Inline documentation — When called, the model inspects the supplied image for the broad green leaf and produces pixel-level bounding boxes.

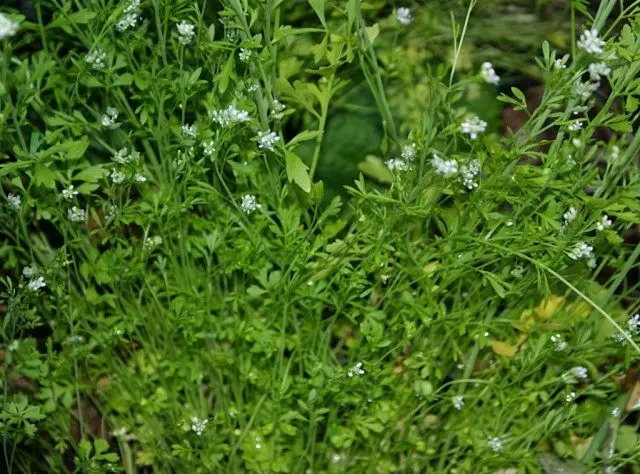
[0,161,32,177]
[74,165,105,183]
[285,151,311,192]
[112,73,133,87]
[34,164,56,189]
[357,155,392,184]
[308,0,326,27]
[287,130,320,147]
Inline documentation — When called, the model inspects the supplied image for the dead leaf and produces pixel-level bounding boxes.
[625,382,640,412]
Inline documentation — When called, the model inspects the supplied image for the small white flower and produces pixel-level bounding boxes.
[565,391,576,403]
[211,104,249,127]
[134,174,147,183]
[144,236,163,248]
[332,454,342,463]
[460,116,487,140]
[112,426,128,438]
[588,62,611,81]
[238,48,252,62]
[202,141,215,156]
[611,331,628,345]
[67,206,86,222]
[460,159,480,190]
[452,395,464,410]
[574,80,599,100]
[568,242,593,261]
[550,334,567,351]
[85,49,106,70]
[386,158,409,171]
[595,214,612,232]
[240,194,262,214]
[105,204,117,221]
[7,193,21,210]
[568,120,583,132]
[628,314,640,333]
[7,340,19,352]
[23,264,38,278]
[610,145,620,162]
[257,130,280,152]
[101,107,120,129]
[62,185,79,200]
[572,138,583,148]
[396,7,412,25]
[577,29,606,55]
[487,436,504,453]
[554,54,569,69]
[480,62,500,85]
[572,105,589,115]
[562,366,588,384]
[270,100,286,120]
[66,335,84,344]
[116,0,141,32]
[563,207,577,224]
[432,153,458,175]
[190,416,208,436]
[176,21,195,45]
[182,123,197,138]
[27,276,46,292]
[110,169,126,184]
[0,13,19,39]
[401,143,417,161]
[347,361,365,377]
[611,407,621,418]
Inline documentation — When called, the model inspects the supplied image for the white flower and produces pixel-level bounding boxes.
[7,193,21,210]
[68,206,86,222]
[271,100,286,120]
[116,0,141,32]
[401,143,417,161]
[110,169,126,184]
[112,426,128,438]
[176,21,195,45]
[101,107,120,129]
[550,334,567,351]
[574,80,599,100]
[347,361,365,377]
[134,174,147,183]
[577,29,606,55]
[432,153,458,175]
[562,366,588,384]
[452,395,464,410]
[396,7,412,25]
[588,62,611,81]
[7,340,19,352]
[105,204,117,221]
[85,49,106,70]
[211,104,249,127]
[112,147,135,164]
[568,120,583,132]
[144,236,163,248]
[628,314,640,333]
[23,264,38,278]
[563,207,577,224]
[572,138,582,148]
[386,158,409,171]
[596,214,612,232]
[27,276,46,291]
[611,331,628,345]
[572,105,588,115]
[238,48,252,62]
[332,454,342,463]
[182,123,197,138]
[257,130,280,152]
[487,436,504,453]
[62,185,78,200]
[565,391,576,403]
[202,141,215,156]
[611,407,621,418]
[240,194,262,214]
[460,159,480,190]
[480,62,500,85]
[190,416,208,436]
[460,116,487,140]
[568,242,593,261]
[554,54,569,69]
[610,145,620,162]
[0,13,19,39]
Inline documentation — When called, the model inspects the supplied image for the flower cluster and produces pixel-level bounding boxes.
[7,193,21,210]
[568,242,593,261]
[62,185,78,200]
[116,0,141,32]
[270,100,286,120]
[112,147,140,164]
[554,54,569,69]
[460,116,487,140]
[144,236,163,249]
[563,207,577,225]
[574,79,599,100]
[567,120,582,132]
[386,158,410,171]
[487,436,504,453]
[211,104,249,127]
[628,314,640,333]
[452,395,464,410]
[190,417,208,436]
[101,107,120,129]
[110,169,125,184]
[176,21,195,45]
[202,141,215,156]
[0,13,19,40]
[480,62,500,85]
[240,194,262,214]
[85,49,106,70]
[562,366,588,384]
[238,48,252,62]
[182,123,197,138]
[550,334,567,351]
[27,276,46,292]
[577,29,606,55]
[431,154,457,175]
[596,214,612,232]
[347,362,365,377]
[588,62,611,81]
[460,159,480,190]
[257,130,280,152]
[401,143,417,161]
[396,7,412,25]
[67,206,86,222]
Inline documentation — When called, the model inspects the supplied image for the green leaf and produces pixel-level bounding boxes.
[218,54,235,94]
[357,155,393,184]
[94,438,109,455]
[287,130,320,147]
[34,164,56,189]
[285,151,311,192]
[308,0,326,27]
[66,137,89,160]
[112,73,133,87]
[76,183,99,194]
[483,271,508,298]
[74,165,105,183]
[0,161,32,177]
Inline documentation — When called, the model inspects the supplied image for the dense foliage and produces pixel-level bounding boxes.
[1,0,640,472]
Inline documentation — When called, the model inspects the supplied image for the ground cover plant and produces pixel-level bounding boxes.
[1,0,640,472]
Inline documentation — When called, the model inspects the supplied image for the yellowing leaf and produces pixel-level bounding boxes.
[424,261,439,276]
[625,382,640,412]
[534,295,565,319]
[366,23,379,42]
[490,340,518,357]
